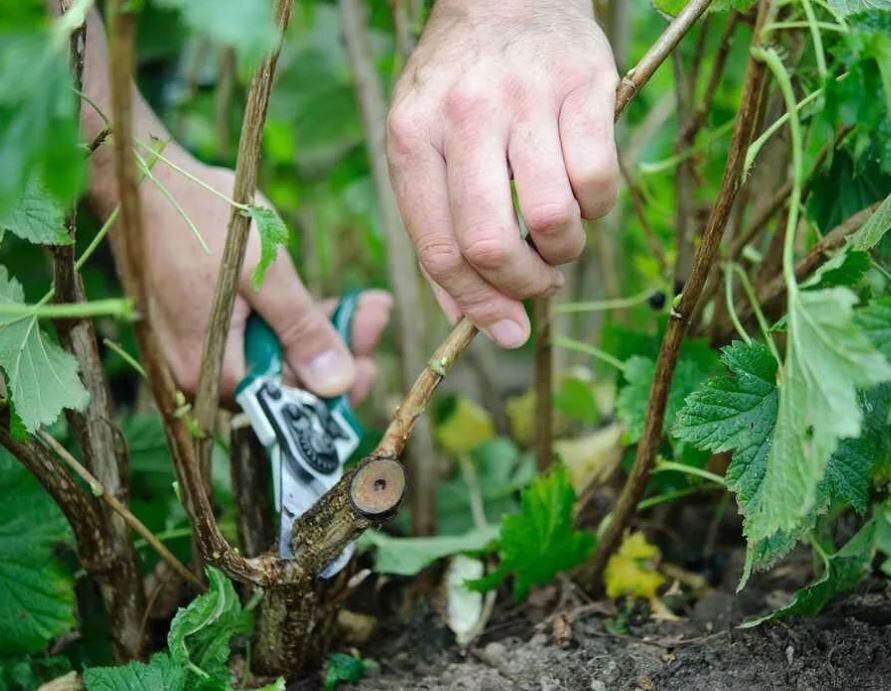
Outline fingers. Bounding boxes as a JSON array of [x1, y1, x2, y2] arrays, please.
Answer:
[[387, 111, 531, 347], [444, 107, 562, 299], [509, 113, 586, 265], [319, 290, 393, 357], [350, 358, 376, 407], [558, 80, 620, 220], [245, 255, 356, 397]]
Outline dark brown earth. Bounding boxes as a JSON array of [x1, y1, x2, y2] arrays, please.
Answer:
[[290, 545, 891, 691]]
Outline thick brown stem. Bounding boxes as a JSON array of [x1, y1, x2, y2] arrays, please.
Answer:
[[106, 0, 294, 588], [230, 422, 275, 558], [52, 0, 146, 660], [193, 0, 294, 488], [338, 0, 438, 536], [581, 0, 774, 589]]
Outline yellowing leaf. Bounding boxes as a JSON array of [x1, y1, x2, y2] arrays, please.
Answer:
[[435, 396, 495, 456], [505, 389, 536, 446], [554, 423, 623, 491], [604, 532, 666, 600]]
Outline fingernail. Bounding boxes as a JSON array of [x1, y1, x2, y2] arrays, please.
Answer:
[[486, 320, 527, 348], [303, 349, 355, 395]]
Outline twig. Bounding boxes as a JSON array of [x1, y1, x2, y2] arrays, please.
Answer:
[[289, 0, 718, 575], [230, 420, 275, 558], [615, 0, 714, 114], [581, 0, 775, 589], [534, 297, 553, 472], [37, 431, 205, 591], [53, 0, 146, 660], [339, 0, 439, 535], [106, 0, 299, 588], [193, 0, 295, 488]]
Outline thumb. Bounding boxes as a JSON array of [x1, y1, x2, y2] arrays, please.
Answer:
[[244, 257, 356, 397]]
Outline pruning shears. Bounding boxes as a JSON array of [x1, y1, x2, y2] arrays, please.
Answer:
[[235, 294, 363, 578]]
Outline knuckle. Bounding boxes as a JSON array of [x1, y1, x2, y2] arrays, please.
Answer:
[[417, 238, 464, 281], [460, 230, 512, 271], [524, 198, 578, 235], [386, 105, 424, 158], [545, 230, 587, 265], [444, 86, 490, 127]]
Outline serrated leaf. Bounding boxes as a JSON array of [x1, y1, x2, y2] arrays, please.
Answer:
[[0, 178, 71, 246], [248, 206, 289, 289], [618, 350, 717, 443], [0, 267, 89, 431], [748, 288, 891, 541], [0, 451, 75, 655], [674, 341, 778, 520], [153, 0, 280, 71], [168, 567, 250, 688], [358, 525, 499, 577], [818, 386, 891, 514], [603, 531, 666, 600], [467, 465, 595, 601], [829, 1, 891, 17], [855, 296, 891, 360], [801, 250, 870, 289], [742, 520, 877, 626], [850, 192, 891, 250], [83, 653, 185, 691], [675, 342, 888, 582], [0, 32, 85, 217]]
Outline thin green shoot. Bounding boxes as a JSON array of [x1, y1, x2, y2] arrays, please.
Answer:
[[553, 288, 658, 314], [639, 119, 735, 175], [134, 150, 211, 254], [103, 339, 147, 379], [652, 461, 727, 487], [551, 336, 626, 372]]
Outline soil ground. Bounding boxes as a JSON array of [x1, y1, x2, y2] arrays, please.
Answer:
[[291, 546, 891, 691]]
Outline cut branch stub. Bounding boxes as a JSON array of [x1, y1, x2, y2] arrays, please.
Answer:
[[350, 457, 405, 518]]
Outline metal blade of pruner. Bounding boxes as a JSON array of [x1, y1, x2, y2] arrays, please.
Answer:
[[235, 294, 363, 578]]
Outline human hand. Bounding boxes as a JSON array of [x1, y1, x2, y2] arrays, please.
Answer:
[[81, 11, 390, 404], [140, 156, 392, 403], [386, 0, 619, 347]]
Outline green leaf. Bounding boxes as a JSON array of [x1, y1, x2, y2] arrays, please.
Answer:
[[153, 0, 280, 71], [0, 32, 85, 217], [167, 567, 250, 688], [654, 0, 756, 13], [0, 179, 71, 246], [0, 450, 75, 655], [323, 653, 376, 691], [434, 438, 535, 536], [742, 520, 877, 626], [248, 206, 289, 289], [829, 1, 891, 18], [467, 465, 595, 601], [358, 525, 499, 577], [674, 341, 778, 525], [748, 288, 891, 542], [83, 653, 185, 691], [817, 386, 891, 514], [676, 343, 889, 582], [801, 250, 870, 289], [850, 192, 891, 250], [618, 350, 717, 443], [855, 297, 891, 361], [0, 267, 89, 431]]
